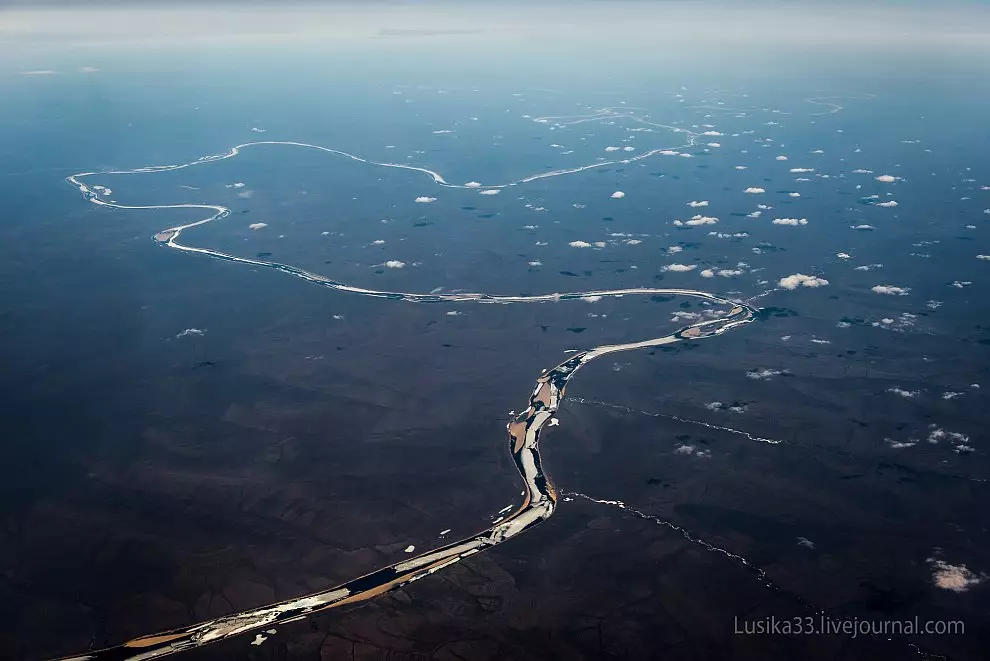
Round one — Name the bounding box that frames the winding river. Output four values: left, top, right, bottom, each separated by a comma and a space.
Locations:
61, 116, 758, 659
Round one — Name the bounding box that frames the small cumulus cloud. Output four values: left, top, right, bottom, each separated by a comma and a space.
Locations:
877, 200, 898, 207
569, 240, 593, 248
604, 146, 621, 152
479, 189, 500, 195
837, 252, 851, 259
17, 70, 58, 76
610, 191, 626, 199
928, 558, 985, 593
875, 174, 899, 183
872, 285, 910, 295
415, 196, 437, 203
789, 168, 815, 173
664, 263, 697, 272
674, 215, 719, 227
700, 269, 715, 278
384, 260, 406, 268
464, 181, 482, 188
248, 222, 268, 230
702, 130, 723, 136
887, 386, 919, 398
743, 187, 765, 194
175, 328, 206, 339
850, 224, 875, 230
687, 200, 709, 207
747, 368, 787, 380
772, 218, 808, 226
779, 274, 829, 290
776, 155, 789, 161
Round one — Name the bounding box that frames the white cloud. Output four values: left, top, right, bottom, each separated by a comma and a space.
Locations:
976, 254, 990, 260
942, 391, 963, 400
877, 200, 898, 207
852, 169, 874, 174
735, 165, 748, 170
582, 295, 602, 303
887, 386, 919, 398
681, 215, 719, 226
702, 130, 723, 136
779, 273, 829, 290
707, 142, 721, 148
175, 328, 205, 339
250, 127, 266, 133
479, 189, 500, 195
667, 245, 683, 253
569, 240, 593, 248
664, 263, 697, 272
604, 146, 621, 152
875, 174, 898, 183
743, 187, 765, 194
700, 269, 715, 278
789, 168, 815, 173
772, 218, 808, 226
18, 70, 58, 75
837, 252, 851, 259
717, 269, 744, 277
415, 196, 436, 203
248, 222, 268, 230
79, 66, 99, 73
851, 224, 875, 230
624, 146, 635, 152
625, 239, 642, 245
528, 260, 542, 266
929, 559, 985, 593
872, 285, 910, 295
464, 181, 482, 188
610, 191, 625, 199
371, 239, 385, 245
674, 444, 696, 455
384, 260, 406, 268
788, 192, 801, 198
747, 368, 786, 380
688, 200, 709, 207
776, 155, 788, 161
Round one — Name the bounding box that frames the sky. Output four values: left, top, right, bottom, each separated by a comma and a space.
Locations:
3, 1, 990, 51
